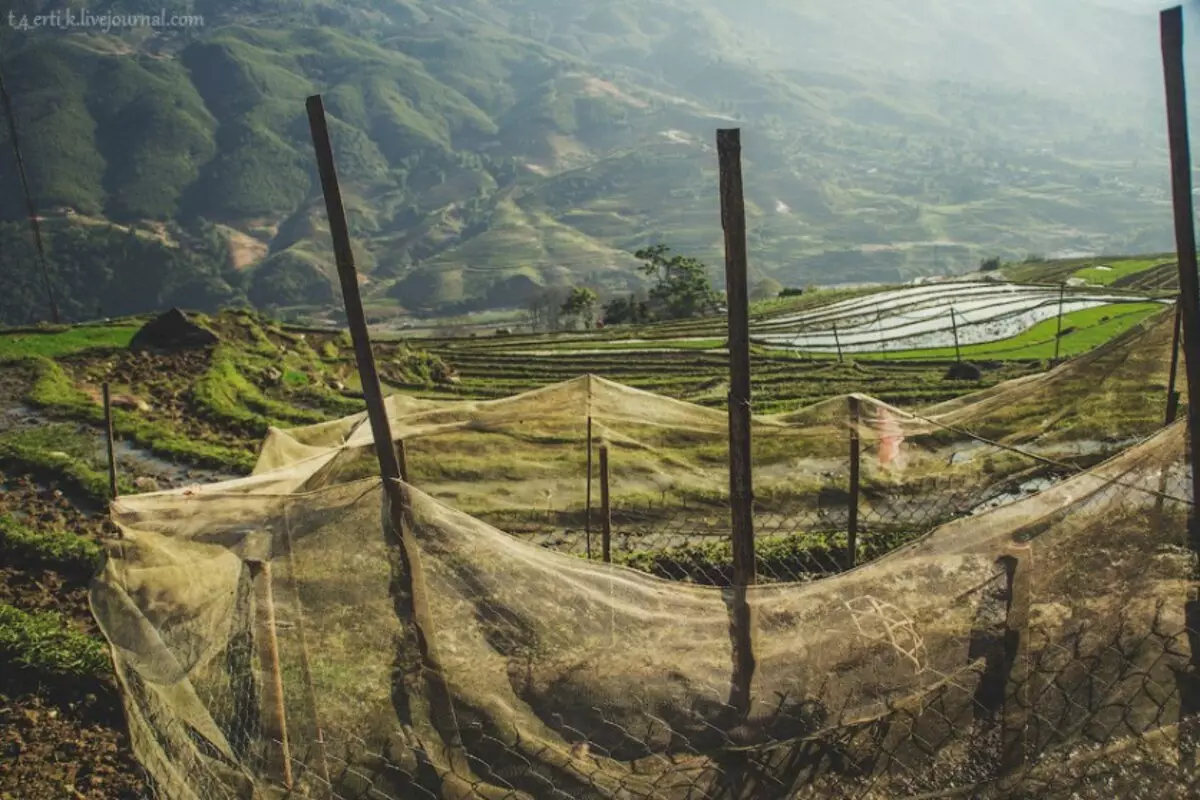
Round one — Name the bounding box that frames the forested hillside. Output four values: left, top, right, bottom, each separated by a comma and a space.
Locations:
0, 0, 1184, 324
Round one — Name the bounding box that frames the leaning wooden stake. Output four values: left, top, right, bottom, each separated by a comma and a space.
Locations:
1167, 297, 1183, 426
306, 94, 469, 780
247, 560, 293, 789
847, 396, 861, 571
585, 415, 593, 559
102, 382, 118, 501
717, 127, 756, 720
1161, 7, 1200, 551
599, 445, 612, 563
0, 71, 58, 325
832, 322, 844, 363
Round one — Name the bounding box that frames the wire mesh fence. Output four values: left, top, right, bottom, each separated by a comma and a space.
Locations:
89, 405, 1200, 800
72, 301, 1200, 800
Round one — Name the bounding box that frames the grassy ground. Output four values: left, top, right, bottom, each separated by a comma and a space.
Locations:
0, 326, 139, 360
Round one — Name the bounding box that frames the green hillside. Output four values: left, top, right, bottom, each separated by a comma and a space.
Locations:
0, 0, 1182, 325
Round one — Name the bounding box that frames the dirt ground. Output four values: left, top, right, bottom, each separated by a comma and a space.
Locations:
0, 473, 147, 799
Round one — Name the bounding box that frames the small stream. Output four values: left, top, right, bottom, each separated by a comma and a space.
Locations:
0, 402, 236, 491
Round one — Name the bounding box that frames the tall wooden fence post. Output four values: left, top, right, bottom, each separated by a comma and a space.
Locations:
1053, 283, 1066, 363
833, 322, 844, 363
999, 544, 1033, 775
585, 415, 593, 559
247, 559, 293, 789
717, 127, 756, 721
950, 308, 962, 364
307, 93, 469, 781
847, 396, 861, 570
102, 382, 118, 501
599, 445, 611, 563
1167, 297, 1183, 425
1161, 7, 1200, 549
1161, 7, 1200, 762
395, 438, 409, 483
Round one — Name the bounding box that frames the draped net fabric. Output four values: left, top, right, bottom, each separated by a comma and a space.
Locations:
89, 307, 1199, 798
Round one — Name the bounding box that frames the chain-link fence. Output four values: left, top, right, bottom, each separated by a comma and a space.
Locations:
483, 428, 1128, 586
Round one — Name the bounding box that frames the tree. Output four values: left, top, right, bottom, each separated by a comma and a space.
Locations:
560, 286, 598, 330
979, 256, 1002, 272
635, 244, 721, 320
525, 287, 570, 332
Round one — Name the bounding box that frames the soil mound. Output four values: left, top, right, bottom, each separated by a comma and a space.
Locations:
129, 309, 218, 352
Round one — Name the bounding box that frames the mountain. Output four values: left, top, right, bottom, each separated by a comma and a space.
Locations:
0, 0, 1188, 324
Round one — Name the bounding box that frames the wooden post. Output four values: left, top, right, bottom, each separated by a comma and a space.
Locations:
717, 127, 756, 720
307, 96, 400, 485
950, 308, 962, 364
876, 302, 885, 353
1053, 283, 1066, 363
307, 93, 468, 779
599, 445, 611, 563
279, 527, 331, 795
102, 382, 118, 500
1161, 7, 1200, 551
832, 322, 844, 362
585, 415, 593, 560
847, 396, 861, 571
247, 560, 293, 789
1167, 297, 1183, 425
999, 544, 1033, 775
395, 438, 409, 483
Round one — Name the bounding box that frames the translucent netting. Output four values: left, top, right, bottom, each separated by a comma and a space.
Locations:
88, 307, 1199, 798
238, 306, 1178, 571
91, 417, 1197, 799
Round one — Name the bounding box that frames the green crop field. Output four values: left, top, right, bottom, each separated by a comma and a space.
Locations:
853, 302, 1164, 361
1001, 253, 1177, 286
0, 326, 139, 361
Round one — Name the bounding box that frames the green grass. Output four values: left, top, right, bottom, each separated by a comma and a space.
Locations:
609, 526, 919, 585
850, 303, 1163, 361
1071, 259, 1167, 286
0, 326, 138, 360
0, 604, 108, 679
0, 424, 132, 503
24, 356, 258, 473
192, 346, 327, 434
0, 514, 102, 574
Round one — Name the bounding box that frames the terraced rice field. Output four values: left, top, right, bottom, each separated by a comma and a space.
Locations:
420, 277, 1170, 413
421, 345, 1043, 414
747, 281, 1166, 354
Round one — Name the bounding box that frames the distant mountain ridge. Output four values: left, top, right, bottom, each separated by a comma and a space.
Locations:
0, 0, 1187, 325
